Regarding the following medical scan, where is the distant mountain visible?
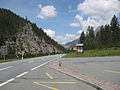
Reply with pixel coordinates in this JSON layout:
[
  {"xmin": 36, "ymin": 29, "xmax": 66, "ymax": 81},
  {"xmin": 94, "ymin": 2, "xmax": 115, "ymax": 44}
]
[
  {"xmin": 63, "ymin": 27, "xmax": 102, "ymax": 50},
  {"xmin": 94, "ymin": 26, "xmax": 101, "ymax": 35},
  {"xmin": 0, "ymin": 8, "xmax": 66, "ymax": 58},
  {"xmin": 63, "ymin": 38, "xmax": 79, "ymax": 50}
]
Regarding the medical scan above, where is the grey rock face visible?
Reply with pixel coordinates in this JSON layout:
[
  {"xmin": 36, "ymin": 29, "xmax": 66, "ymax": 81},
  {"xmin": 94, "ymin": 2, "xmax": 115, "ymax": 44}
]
[{"xmin": 5, "ymin": 23, "xmax": 63, "ymax": 57}]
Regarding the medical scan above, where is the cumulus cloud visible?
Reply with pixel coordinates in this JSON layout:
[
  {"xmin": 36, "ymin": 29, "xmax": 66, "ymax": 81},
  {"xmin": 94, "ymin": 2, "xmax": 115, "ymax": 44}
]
[
  {"xmin": 70, "ymin": 15, "xmax": 101, "ymax": 29},
  {"xmin": 55, "ymin": 34, "xmax": 78, "ymax": 44},
  {"xmin": 37, "ymin": 5, "xmax": 57, "ymax": 19},
  {"xmin": 77, "ymin": 0, "xmax": 120, "ymax": 20},
  {"xmin": 70, "ymin": 0, "xmax": 120, "ymax": 30},
  {"xmin": 43, "ymin": 29, "xmax": 79, "ymax": 44},
  {"xmin": 69, "ymin": 23, "xmax": 80, "ymax": 27},
  {"xmin": 44, "ymin": 29, "xmax": 55, "ymax": 38},
  {"xmin": 81, "ymin": 17, "xmax": 103, "ymax": 29},
  {"xmin": 75, "ymin": 14, "xmax": 83, "ymax": 21},
  {"xmin": 43, "ymin": 29, "xmax": 80, "ymax": 44}
]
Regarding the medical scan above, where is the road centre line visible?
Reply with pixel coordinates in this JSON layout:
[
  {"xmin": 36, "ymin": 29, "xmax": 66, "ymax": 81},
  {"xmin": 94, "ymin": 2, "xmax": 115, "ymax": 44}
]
[
  {"xmin": 34, "ymin": 82, "xmax": 59, "ymax": 90},
  {"xmin": 33, "ymin": 81, "xmax": 78, "ymax": 90},
  {"xmin": 34, "ymin": 82, "xmax": 78, "ymax": 84},
  {"xmin": 45, "ymin": 72, "xmax": 54, "ymax": 79},
  {"xmin": 104, "ymin": 70, "xmax": 120, "ymax": 74},
  {"xmin": 0, "ymin": 78, "xmax": 15, "ymax": 87},
  {"xmin": 0, "ymin": 57, "xmax": 60, "ymax": 87},
  {"xmin": 30, "ymin": 60, "xmax": 52, "ymax": 71},
  {"xmin": 0, "ymin": 66, "xmax": 13, "ymax": 71},
  {"xmin": 16, "ymin": 72, "xmax": 28, "ymax": 78}
]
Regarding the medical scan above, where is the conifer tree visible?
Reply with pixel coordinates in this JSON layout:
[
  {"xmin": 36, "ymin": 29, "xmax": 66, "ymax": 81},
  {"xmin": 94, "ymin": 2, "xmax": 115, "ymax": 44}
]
[{"xmin": 80, "ymin": 31, "xmax": 85, "ymax": 43}]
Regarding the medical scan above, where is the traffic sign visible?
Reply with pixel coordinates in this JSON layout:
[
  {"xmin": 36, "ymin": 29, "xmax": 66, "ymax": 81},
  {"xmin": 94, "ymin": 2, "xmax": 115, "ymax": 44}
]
[
  {"xmin": 1, "ymin": 46, "xmax": 8, "ymax": 55},
  {"xmin": 0, "ymin": 45, "xmax": 8, "ymax": 61}
]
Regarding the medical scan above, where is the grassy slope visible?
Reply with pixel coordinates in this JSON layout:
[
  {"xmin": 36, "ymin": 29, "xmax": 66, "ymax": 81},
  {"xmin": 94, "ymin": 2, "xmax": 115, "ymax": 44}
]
[{"xmin": 63, "ymin": 47, "xmax": 120, "ymax": 58}]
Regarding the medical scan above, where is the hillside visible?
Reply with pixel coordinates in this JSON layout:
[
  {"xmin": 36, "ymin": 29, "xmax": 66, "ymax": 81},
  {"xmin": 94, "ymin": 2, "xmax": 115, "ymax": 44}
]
[
  {"xmin": 0, "ymin": 8, "xmax": 66, "ymax": 59},
  {"xmin": 63, "ymin": 38, "xmax": 79, "ymax": 50}
]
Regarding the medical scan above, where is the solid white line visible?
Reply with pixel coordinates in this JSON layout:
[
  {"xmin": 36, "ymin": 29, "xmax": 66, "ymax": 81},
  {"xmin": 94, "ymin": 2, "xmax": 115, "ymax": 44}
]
[
  {"xmin": 0, "ymin": 78, "xmax": 15, "ymax": 87},
  {"xmin": 16, "ymin": 72, "xmax": 28, "ymax": 78},
  {"xmin": 31, "ymin": 60, "xmax": 52, "ymax": 71},
  {"xmin": 0, "ymin": 66, "xmax": 13, "ymax": 71}
]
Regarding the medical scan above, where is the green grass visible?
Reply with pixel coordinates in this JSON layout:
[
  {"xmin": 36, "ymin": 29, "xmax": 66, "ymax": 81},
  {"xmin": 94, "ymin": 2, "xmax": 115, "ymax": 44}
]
[
  {"xmin": 0, "ymin": 58, "xmax": 21, "ymax": 63},
  {"xmin": 0, "ymin": 54, "xmax": 52, "ymax": 63},
  {"xmin": 63, "ymin": 47, "xmax": 120, "ymax": 58}
]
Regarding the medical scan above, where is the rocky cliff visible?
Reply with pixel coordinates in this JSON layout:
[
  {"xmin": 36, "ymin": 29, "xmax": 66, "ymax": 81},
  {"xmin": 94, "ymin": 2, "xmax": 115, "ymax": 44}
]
[{"xmin": 0, "ymin": 8, "xmax": 66, "ymax": 58}]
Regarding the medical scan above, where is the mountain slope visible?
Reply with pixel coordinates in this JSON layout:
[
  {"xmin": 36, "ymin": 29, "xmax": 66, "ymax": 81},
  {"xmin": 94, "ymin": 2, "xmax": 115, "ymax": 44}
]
[
  {"xmin": 0, "ymin": 8, "xmax": 66, "ymax": 58},
  {"xmin": 63, "ymin": 27, "xmax": 101, "ymax": 50},
  {"xmin": 63, "ymin": 38, "xmax": 79, "ymax": 50}
]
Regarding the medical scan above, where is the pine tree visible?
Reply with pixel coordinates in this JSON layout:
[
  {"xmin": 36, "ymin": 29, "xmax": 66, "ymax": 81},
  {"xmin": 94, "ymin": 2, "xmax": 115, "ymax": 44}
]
[
  {"xmin": 80, "ymin": 31, "xmax": 85, "ymax": 43},
  {"xmin": 110, "ymin": 15, "xmax": 119, "ymax": 42}
]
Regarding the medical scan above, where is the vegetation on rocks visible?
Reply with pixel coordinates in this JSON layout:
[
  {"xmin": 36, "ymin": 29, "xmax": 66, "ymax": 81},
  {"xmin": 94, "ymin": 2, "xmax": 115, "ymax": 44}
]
[{"xmin": 0, "ymin": 8, "xmax": 67, "ymax": 60}]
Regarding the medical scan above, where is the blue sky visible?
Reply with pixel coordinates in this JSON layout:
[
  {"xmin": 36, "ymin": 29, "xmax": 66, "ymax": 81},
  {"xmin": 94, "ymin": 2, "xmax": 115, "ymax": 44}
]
[{"xmin": 0, "ymin": 0, "xmax": 120, "ymax": 44}]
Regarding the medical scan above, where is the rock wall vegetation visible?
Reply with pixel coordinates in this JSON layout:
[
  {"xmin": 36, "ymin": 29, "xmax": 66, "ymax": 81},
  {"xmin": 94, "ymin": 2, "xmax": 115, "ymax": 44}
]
[{"xmin": 0, "ymin": 8, "xmax": 67, "ymax": 59}]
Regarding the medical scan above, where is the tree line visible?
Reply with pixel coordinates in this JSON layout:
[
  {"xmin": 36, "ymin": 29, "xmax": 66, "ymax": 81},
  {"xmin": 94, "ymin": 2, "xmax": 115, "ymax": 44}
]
[{"xmin": 80, "ymin": 15, "xmax": 120, "ymax": 50}]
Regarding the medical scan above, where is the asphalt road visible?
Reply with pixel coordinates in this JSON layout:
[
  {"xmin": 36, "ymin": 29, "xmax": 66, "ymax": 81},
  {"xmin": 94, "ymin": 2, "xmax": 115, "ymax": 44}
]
[
  {"xmin": 61, "ymin": 56, "xmax": 120, "ymax": 85},
  {"xmin": 0, "ymin": 54, "xmax": 96, "ymax": 90}
]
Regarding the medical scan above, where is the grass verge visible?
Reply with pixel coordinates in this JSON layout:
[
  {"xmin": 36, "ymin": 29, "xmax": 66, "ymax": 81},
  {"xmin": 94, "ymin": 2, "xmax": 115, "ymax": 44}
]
[
  {"xmin": 0, "ymin": 58, "xmax": 21, "ymax": 63},
  {"xmin": 63, "ymin": 47, "xmax": 120, "ymax": 58}
]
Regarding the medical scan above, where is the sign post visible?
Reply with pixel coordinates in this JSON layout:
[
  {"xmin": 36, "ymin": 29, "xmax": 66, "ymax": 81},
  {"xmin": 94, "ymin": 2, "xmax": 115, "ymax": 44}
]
[{"xmin": 1, "ymin": 46, "xmax": 8, "ymax": 61}]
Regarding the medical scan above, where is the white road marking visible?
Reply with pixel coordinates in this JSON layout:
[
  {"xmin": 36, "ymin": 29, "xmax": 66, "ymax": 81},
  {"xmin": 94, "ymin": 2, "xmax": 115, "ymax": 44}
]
[
  {"xmin": 31, "ymin": 60, "xmax": 52, "ymax": 71},
  {"xmin": 0, "ymin": 78, "xmax": 15, "ymax": 87},
  {"xmin": 0, "ymin": 66, "xmax": 13, "ymax": 71},
  {"xmin": 0, "ymin": 56, "xmax": 60, "ymax": 87},
  {"xmin": 16, "ymin": 72, "xmax": 28, "ymax": 78}
]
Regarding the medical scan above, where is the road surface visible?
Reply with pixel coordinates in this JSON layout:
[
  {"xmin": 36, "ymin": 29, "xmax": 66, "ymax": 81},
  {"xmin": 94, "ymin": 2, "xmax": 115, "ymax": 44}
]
[
  {"xmin": 61, "ymin": 56, "xmax": 120, "ymax": 85},
  {"xmin": 0, "ymin": 55, "xmax": 96, "ymax": 90}
]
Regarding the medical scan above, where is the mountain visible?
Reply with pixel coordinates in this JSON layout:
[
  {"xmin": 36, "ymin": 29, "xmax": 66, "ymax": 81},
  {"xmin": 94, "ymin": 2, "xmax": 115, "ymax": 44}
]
[
  {"xmin": 63, "ymin": 38, "xmax": 79, "ymax": 50},
  {"xmin": 94, "ymin": 26, "xmax": 101, "ymax": 35},
  {"xmin": 63, "ymin": 27, "xmax": 101, "ymax": 50},
  {"xmin": 0, "ymin": 8, "xmax": 66, "ymax": 59}
]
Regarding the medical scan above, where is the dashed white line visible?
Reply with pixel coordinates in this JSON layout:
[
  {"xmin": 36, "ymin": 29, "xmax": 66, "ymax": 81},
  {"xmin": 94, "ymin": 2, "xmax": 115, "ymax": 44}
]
[
  {"xmin": 0, "ymin": 78, "xmax": 15, "ymax": 87},
  {"xmin": 0, "ymin": 56, "xmax": 60, "ymax": 87},
  {"xmin": 0, "ymin": 66, "xmax": 13, "ymax": 71},
  {"xmin": 31, "ymin": 60, "xmax": 52, "ymax": 71},
  {"xmin": 16, "ymin": 72, "xmax": 28, "ymax": 78}
]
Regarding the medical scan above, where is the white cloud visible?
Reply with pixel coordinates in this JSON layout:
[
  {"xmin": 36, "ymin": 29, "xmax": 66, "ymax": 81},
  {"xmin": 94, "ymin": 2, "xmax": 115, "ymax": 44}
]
[
  {"xmin": 77, "ymin": 0, "xmax": 120, "ymax": 20},
  {"xmin": 70, "ymin": 0, "xmax": 120, "ymax": 30},
  {"xmin": 55, "ymin": 34, "xmax": 78, "ymax": 44},
  {"xmin": 81, "ymin": 17, "xmax": 103, "ymax": 29},
  {"xmin": 75, "ymin": 14, "xmax": 83, "ymax": 21},
  {"xmin": 37, "ymin": 5, "xmax": 57, "ymax": 19},
  {"xmin": 44, "ymin": 29, "xmax": 55, "ymax": 38},
  {"xmin": 69, "ymin": 23, "xmax": 80, "ymax": 27},
  {"xmin": 70, "ymin": 15, "xmax": 101, "ymax": 29},
  {"xmin": 43, "ymin": 28, "xmax": 79, "ymax": 44}
]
